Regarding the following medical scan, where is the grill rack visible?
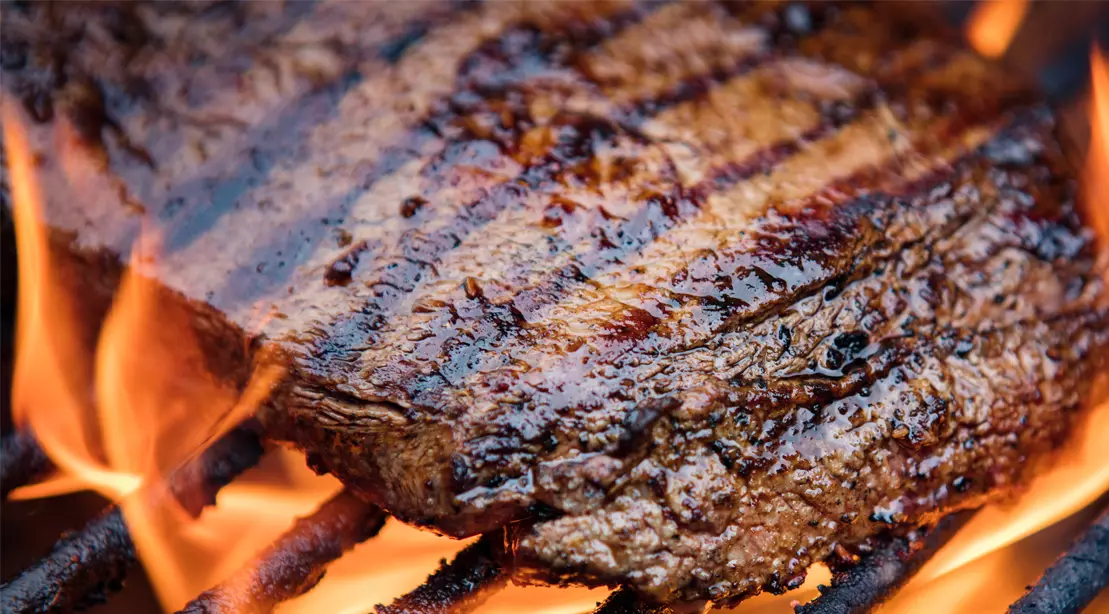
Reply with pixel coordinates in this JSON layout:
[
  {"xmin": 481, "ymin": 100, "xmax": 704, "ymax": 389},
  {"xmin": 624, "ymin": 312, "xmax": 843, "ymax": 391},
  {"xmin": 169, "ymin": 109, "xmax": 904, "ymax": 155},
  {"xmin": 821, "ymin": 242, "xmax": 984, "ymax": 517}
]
[{"xmin": 2, "ymin": 430, "xmax": 1108, "ymax": 614}]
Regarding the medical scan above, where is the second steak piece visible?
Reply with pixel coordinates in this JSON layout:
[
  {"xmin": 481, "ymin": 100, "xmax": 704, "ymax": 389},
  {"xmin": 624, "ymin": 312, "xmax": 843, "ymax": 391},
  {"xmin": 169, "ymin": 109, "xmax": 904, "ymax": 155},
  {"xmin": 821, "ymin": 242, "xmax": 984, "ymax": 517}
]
[{"xmin": 4, "ymin": 1, "xmax": 1106, "ymax": 607}]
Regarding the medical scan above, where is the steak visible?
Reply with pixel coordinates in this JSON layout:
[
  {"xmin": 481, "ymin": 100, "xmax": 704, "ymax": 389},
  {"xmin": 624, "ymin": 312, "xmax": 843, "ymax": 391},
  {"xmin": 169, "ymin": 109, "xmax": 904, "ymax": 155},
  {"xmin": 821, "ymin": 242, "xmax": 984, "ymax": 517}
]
[{"xmin": 4, "ymin": 0, "xmax": 1107, "ymax": 606}]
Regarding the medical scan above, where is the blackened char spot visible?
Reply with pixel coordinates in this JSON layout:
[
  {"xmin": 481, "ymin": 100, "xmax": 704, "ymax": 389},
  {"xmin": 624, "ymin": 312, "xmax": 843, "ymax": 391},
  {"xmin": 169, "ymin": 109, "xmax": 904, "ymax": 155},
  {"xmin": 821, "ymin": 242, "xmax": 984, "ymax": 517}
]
[
  {"xmin": 400, "ymin": 195, "xmax": 428, "ymax": 218},
  {"xmin": 526, "ymin": 501, "xmax": 562, "ymax": 521},
  {"xmin": 834, "ymin": 331, "xmax": 870, "ymax": 360},
  {"xmin": 616, "ymin": 397, "xmax": 680, "ymax": 455},
  {"xmin": 324, "ymin": 240, "xmax": 371, "ymax": 287}
]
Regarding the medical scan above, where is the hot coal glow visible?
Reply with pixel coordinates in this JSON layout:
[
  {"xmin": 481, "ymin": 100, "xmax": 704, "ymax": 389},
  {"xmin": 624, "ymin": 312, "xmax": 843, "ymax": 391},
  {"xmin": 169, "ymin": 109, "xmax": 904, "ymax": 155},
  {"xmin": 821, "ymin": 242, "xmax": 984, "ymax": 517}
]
[{"xmin": 3, "ymin": 29, "xmax": 1109, "ymax": 614}]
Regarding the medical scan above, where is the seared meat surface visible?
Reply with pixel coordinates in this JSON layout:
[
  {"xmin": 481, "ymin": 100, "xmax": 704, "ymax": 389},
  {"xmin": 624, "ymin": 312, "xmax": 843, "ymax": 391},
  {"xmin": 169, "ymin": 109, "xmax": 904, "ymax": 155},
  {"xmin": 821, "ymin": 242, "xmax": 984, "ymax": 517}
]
[{"xmin": 4, "ymin": 1, "xmax": 1107, "ymax": 605}]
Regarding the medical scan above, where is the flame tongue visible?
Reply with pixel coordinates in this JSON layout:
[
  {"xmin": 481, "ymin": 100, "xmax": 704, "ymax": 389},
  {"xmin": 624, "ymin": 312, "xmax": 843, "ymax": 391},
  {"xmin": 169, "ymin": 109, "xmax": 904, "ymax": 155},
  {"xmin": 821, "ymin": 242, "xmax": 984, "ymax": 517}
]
[
  {"xmin": 2, "ymin": 103, "xmax": 295, "ymax": 610},
  {"xmin": 1087, "ymin": 47, "xmax": 1109, "ymax": 241},
  {"xmin": 6, "ymin": 105, "xmax": 111, "ymax": 496},
  {"xmin": 967, "ymin": 0, "xmax": 1029, "ymax": 59}
]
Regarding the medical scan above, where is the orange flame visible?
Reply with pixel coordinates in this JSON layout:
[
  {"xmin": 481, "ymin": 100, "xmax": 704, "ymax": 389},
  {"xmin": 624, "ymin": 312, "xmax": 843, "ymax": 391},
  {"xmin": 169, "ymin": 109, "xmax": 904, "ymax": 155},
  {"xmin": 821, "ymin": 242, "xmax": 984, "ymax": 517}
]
[
  {"xmin": 5, "ymin": 104, "xmax": 123, "ymax": 497},
  {"xmin": 4, "ymin": 102, "xmax": 293, "ymax": 611},
  {"xmin": 1087, "ymin": 47, "xmax": 1109, "ymax": 241},
  {"xmin": 967, "ymin": 0, "xmax": 1029, "ymax": 58}
]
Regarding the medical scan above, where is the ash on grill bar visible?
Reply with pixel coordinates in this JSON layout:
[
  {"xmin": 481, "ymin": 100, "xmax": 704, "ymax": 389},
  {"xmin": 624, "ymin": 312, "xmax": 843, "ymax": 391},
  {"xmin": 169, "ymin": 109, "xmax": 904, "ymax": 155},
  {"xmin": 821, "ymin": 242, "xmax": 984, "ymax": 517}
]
[{"xmin": 1, "ymin": 2, "xmax": 1108, "ymax": 614}]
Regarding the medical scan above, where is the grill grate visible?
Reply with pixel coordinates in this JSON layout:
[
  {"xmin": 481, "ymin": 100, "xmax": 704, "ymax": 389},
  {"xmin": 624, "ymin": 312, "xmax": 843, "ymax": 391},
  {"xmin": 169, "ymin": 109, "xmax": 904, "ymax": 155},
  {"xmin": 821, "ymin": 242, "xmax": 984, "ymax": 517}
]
[
  {"xmin": 376, "ymin": 532, "xmax": 506, "ymax": 614},
  {"xmin": 3, "ymin": 411, "xmax": 1109, "ymax": 613},
  {"xmin": 0, "ymin": 427, "xmax": 263, "ymax": 613},
  {"xmin": 179, "ymin": 489, "xmax": 386, "ymax": 614},
  {"xmin": 794, "ymin": 512, "xmax": 974, "ymax": 614},
  {"xmin": 1008, "ymin": 507, "xmax": 1109, "ymax": 614},
  {"xmin": 0, "ymin": 430, "xmax": 53, "ymax": 500}
]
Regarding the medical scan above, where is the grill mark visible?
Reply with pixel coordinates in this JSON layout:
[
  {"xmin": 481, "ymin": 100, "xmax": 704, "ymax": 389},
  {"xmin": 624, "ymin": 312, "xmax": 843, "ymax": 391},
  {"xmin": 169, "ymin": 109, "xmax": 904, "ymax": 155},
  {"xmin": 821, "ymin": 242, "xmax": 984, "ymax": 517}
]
[
  {"xmin": 683, "ymin": 124, "xmax": 1074, "ymax": 397},
  {"xmin": 579, "ymin": 1, "xmax": 851, "ymax": 119},
  {"xmin": 604, "ymin": 2, "xmax": 851, "ymax": 126},
  {"xmin": 439, "ymin": 105, "xmax": 1040, "ymax": 437},
  {"xmin": 676, "ymin": 110, "xmax": 1054, "ymax": 374},
  {"xmin": 399, "ymin": 16, "xmax": 867, "ymax": 315},
  {"xmin": 163, "ymin": 3, "xmax": 656, "ymax": 324},
  {"xmin": 251, "ymin": 4, "xmax": 664, "ymax": 357},
  {"xmin": 570, "ymin": 89, "xmax": 1038, "ymax": 347},
  {"xmin": 369, "ymin": 41, "xmax": 984, "ymax": 401},
  {"xmin": 350, "ymin": 11, "xmax": 888, "ymax": 393},
  {"xmin": 622, "ymin": 119, "xmax": 1014, "ymax": 352},
  {"xmin": 578, "ymin": 2, "xmax": 767, "ymax": 111},
  {"xmin": 300, "ymin": 2, "xmax": 851, "ymax": 373},
  {"xmin": 1, "ymin": 1, "xmax": 332, "ymax": 237},
  {"xmin": 7, "ymin": 1, "xmax": 460, "ymax": 230},
  {"xmin": 157, "ymin": 3, "xmax": 476, "ymax": 255},
  {"xmin": 489, "ymin": 94, "xmax": 870, "ymax": 332},
  {"xmin": 317, "ymin": 1, "xmax": 860, "ymax": 321}
]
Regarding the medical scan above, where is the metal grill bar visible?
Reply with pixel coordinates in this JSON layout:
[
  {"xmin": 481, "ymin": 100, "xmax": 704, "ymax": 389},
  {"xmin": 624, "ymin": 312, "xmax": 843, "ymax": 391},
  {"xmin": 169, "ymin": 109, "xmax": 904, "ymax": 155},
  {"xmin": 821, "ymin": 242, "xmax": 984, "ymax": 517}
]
[
  {"xmin": 590, "ymin": 588, "xmax": 673, "ymax": 614},
  {"xmin": 1008, "ymin": 506, "xmax": 1109, "ymax": 614},
  {"xmin": 375, "ymin": 532, "xmax": 507, "ymax": 614},
  {"xmin": 178, "ymin": 489, "xmax": 386, "ymax": 614},
  {"xmin": 0, "ymin": 424, "xmax": 264, "ymax": 614},
  {"xmin": 794, "ymin": 511, "xmax": 974, "ymax": 614},
  {"xmin": 0, "ymin": 430, "xmax": 53, "ymax": 500}
]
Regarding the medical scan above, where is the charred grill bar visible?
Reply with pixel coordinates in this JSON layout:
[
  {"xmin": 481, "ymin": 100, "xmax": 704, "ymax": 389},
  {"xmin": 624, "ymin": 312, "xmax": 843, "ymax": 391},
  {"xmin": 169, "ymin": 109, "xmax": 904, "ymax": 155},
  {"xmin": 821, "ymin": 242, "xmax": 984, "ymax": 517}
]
[
  {"xmin": 794, "ymin": 512, "xmax": 975, "ymax": 614},
  {"xmin": 0, "ymin": 430, "xmax": 52, "ymax": 500},
  {"xmin": 590, "ymin": 588, "xmax": 673, "ymax": 614},
  {"xmin": 376, "ymin": 533, "xmax": 508, "ymax": 614},
  {"xmin": 2, "ymin": 497, "xmax": 1108, "ymax": 614},
  {"xmin": 178, "ymin": 489, "xmax": 387, "ymax": 614},
  {"xmin": 1008, "ymin": 506, "xmax": 1109, "ymax": 614},
  {"xmin": 0, "ymin": 425, "xmax": 264, "ymax": 614},
  {"xmin": 0, "ymin": 507, "xmax": 134, "ymax": 613}
]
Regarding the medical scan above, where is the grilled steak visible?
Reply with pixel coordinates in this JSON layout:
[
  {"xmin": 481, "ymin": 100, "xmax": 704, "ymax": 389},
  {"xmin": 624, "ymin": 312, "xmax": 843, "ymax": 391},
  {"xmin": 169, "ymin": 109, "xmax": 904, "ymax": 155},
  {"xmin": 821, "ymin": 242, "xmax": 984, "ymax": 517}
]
[{"xmin": 4, "ymin": 0, "xmax": 1107, "ymax": 605}]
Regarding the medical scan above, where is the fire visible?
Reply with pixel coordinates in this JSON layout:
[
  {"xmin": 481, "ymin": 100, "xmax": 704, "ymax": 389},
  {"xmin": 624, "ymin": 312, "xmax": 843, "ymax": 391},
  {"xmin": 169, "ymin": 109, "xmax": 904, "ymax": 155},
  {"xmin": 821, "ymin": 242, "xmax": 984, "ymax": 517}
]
[
  {"xmin": 966, "ymin": 0, "xmax": 1029, "ymax": 58},
  {"xmin": 4, "ymin": 45, "xmax": 1109, "ymax": 614},
  {"xmin": 4, "ymin": 102, "xmax": 297, "ymax": 611},
  {"xmin": 1087, "ymin": 48, "xmax": 1109, "ymax": 242},
  {"xmin": 5, "ymin": 105, "xmax": 131, "ymax": 499}
]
